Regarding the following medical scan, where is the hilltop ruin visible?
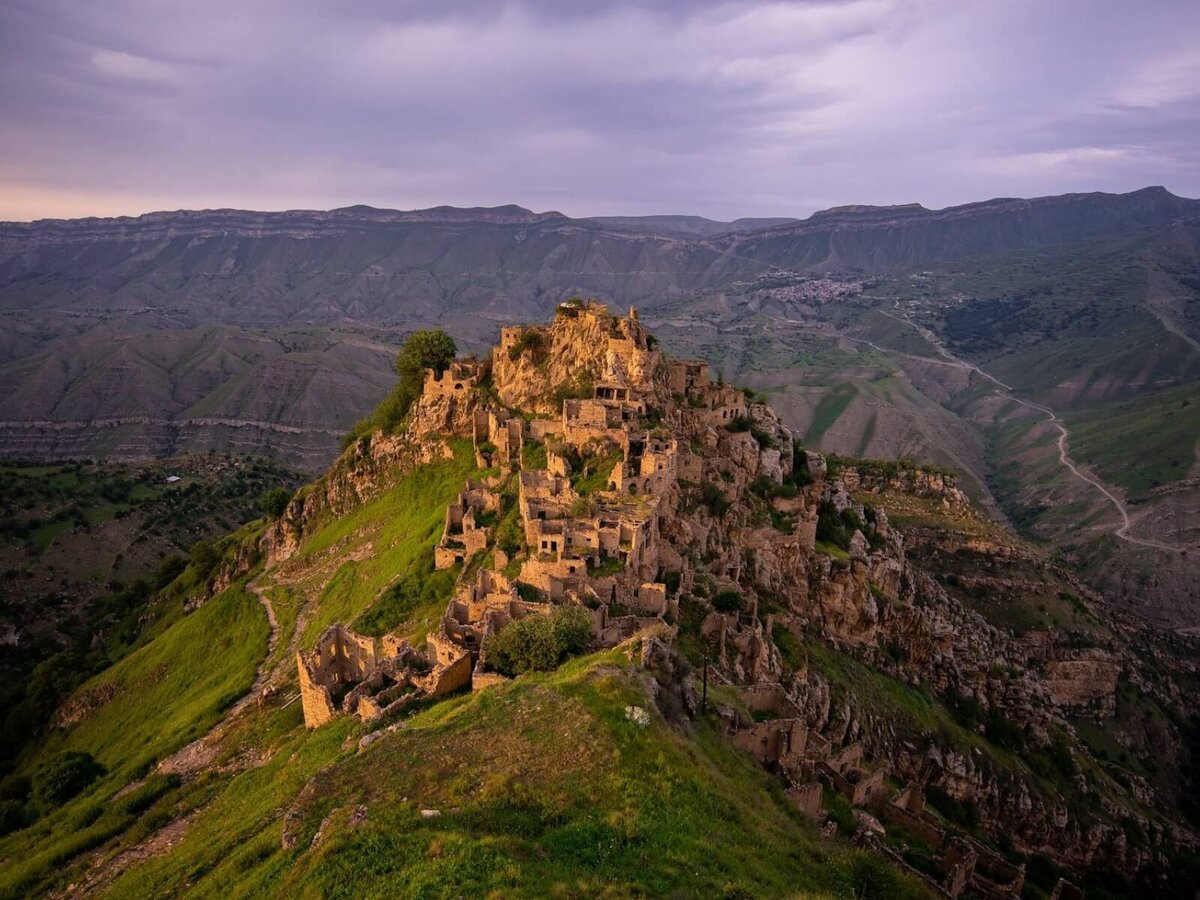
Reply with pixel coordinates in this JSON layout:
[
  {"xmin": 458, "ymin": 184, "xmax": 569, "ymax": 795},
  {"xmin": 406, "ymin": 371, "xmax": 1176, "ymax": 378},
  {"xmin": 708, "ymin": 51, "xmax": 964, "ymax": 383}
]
[
  {"xmin": 284, "ymin": 300, "xmax": 1185, "ymax": 897},
  {"xmin": 298, "ymin": 301, "xmax": 690, "ymax": 724}
]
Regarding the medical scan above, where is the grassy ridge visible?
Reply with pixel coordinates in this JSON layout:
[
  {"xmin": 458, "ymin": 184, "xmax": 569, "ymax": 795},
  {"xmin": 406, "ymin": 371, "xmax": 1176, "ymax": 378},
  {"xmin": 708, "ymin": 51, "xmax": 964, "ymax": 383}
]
[
  {"xmin": 29, "ymin": 582, "xmax": 269, "ymax": 782},
  {"xmin": 95, "ymin": 653, "xmax": 927, "ymax": 899},
  {"xmin": 286, "ymin": 441, "xmax": 478, "ymax": 647}
]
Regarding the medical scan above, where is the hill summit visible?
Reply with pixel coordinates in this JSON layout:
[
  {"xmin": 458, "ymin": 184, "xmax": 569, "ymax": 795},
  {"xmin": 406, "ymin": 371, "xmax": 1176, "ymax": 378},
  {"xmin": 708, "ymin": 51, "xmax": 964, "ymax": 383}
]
[{"xmin": 5, "ymin": 301, "xmax": 1198, "ymax": 898}]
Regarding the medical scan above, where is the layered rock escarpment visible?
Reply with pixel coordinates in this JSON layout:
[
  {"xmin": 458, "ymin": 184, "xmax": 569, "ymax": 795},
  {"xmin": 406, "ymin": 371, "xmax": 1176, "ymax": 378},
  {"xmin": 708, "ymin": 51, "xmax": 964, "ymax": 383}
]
[{"xmin": 273, "ymin": 300, "xmax": 1196, "ymax": 890}]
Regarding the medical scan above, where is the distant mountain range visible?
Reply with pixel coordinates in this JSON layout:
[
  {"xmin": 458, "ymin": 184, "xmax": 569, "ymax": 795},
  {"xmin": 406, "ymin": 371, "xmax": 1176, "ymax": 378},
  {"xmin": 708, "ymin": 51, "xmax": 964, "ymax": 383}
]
[
  {"xmin": 0, "ymin": 186, "xmax": 1196, "ymax": 466},
  {"xmin": 2, "ymin": 187, "xmax": 1196, "ymax": 330}
]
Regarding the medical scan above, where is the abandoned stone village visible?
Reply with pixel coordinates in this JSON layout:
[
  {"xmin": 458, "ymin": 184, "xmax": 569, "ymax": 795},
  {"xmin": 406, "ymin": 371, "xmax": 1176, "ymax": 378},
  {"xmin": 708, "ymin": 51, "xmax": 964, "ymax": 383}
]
[{"xmin": 282, "ymin": 301, "xmax": 1176, "ymax": 899}]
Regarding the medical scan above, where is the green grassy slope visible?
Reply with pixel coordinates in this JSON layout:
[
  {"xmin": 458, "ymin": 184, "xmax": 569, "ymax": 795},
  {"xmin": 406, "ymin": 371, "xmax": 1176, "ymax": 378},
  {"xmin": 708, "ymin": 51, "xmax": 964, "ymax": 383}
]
[
  {"xmin": 281, "ymin": 440, "xmax": 479, "ymax": 646},
  {"xmin": 1065, "ymin": 385, "xmax": 1200, "ymax": 500},
  {"xmin": 38, "ymin": 582, "xmax": 269, "ymax": 781},
  {"xmin": 92, "ymin": 654, "xmax": 926, "ymax": 900},
  {"xmin": 0, "ymin": 582, "xmax": 269, "ymax": 897}
]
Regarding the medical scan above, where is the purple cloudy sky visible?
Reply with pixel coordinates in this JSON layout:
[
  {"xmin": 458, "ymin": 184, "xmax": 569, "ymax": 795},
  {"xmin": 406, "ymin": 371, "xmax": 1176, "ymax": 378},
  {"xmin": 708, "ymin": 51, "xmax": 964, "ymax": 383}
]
[{"xmin": 1, "ymin": 0, "xmax": 1198, "ymax": 221}]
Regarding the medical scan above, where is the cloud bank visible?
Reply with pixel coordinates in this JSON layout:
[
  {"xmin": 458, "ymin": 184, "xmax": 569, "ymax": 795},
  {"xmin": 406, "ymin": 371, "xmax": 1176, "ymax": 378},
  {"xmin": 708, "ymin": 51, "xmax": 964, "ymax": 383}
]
[{"xmin": 1, "ymin": 0, "xmax": 1197, "ymax": 220}]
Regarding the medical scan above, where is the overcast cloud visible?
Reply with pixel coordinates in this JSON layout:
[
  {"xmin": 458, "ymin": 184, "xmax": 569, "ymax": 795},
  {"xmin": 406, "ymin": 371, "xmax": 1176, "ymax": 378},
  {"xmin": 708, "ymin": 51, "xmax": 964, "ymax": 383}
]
[{"xmin": 1, "ymin": 0, "xmax": 1197, "ymax": 220}]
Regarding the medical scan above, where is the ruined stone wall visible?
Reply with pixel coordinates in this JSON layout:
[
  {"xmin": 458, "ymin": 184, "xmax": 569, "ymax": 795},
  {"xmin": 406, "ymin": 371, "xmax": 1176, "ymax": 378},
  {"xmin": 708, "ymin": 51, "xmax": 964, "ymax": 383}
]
[
  {"xmin": 786, "ymin": 782, "xmax": 824, "ymax": 819},
  {"xmin": 297, "ymin": 651, "xmax": 337, "ymax": 729},
  {"xmin": 415, "ymin": 633, "xmax": 473, "ymax": 697},
  {"xmin": 422, "ymin": 360, "xmax": 483, "ymax": 401},
  {"xmin": 667, "ymin": 359, "xmax": 710, "ymax": 395},
  {"xmin": 881, "ymin": 797, "xmax": 947, "ymax": 849},
  {"xmin": 519, "ymin": 555, "xmax": 586, "ymax": 599},
  {"xmin": 634, "ymin": 582, "xmax": 668, "ymax": 615},
  {"xmin": 296, "ymin": 624, "xmax": 386, "ymax": 728}
]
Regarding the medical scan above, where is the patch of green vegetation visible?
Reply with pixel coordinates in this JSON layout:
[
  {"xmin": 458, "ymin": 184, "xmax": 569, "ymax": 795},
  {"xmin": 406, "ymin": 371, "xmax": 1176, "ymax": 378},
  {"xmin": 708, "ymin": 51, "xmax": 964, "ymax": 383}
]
[
  {"xmin": 713, "ymin": 588, "xmax": 744, "ymax": 613},
  {"xmin": 296, "ymin": 444, "xmax": 477, "ymax": 646},
  {"xmin": 27, "ymin": 581, "xmax": 268, "ymax": 784},
  {"xmin": 803, "ymin": 640, "xmax": 1007, "ymax": 768},
  {"xmin": 804, "ymin": 383, "xmax": 857, "ymax": 443},
  {"xmin": 506, "ymin": 328, "xmax": 545, "ymax": 362},
  {"xmin": 770, "ymin": 624, "xmax": 804, "ymax": 670},
  {"xmin": 520, "ymin": 439, "xmax": 547, "ymax": 470},
  {"xmin": 590, "ymin": 556, "xmax": 625, "ymax": 577},
  {"xmin": 0, "ymin": 650, "xmax": 929, "ymax": 898},
  {"xmin": 482, "ymin": 606, "xmax": 592, "ymax": 677},
  {"xmin": 43, "ymin": 706, "xmax": 355, "ymax": 900},
  {"xmin": 1071, "ymin": 680, "xmax": 1176, "ymax": 797},
  {"xmin": 815, "ymin": 499, "xmax": 863, "ymax": 551},
  {"xmin": 569, "ymin": 450, "xmax": 621, "ymax": 497},
  {"xmin": 258, "ymin": 487, "xmax": 292, "ymax": 519},
  {"xmin": 814, "ymin": 540, "xmax": 849, "ymax": 560},
  {"xmin": 0, "ymin": 576, "xmax": 272, "ymax": 894},
  {"xmin": 687, "ymin": 481, "xmax": 730, "ymax": 518},
  {"xmin": 1067, "ymin": 385, "xmax": 1200, "ymax": 499},
  {"xmin": 352, "ymin": 549, "xmax": 461, "ymax": 638},
  {"xmin": 550, "ymin": 371, "xmax": 595, "ymax": 408},
  {"xmin": 32, "ymin": 751, "xmax": 105, "ymax": 807}
]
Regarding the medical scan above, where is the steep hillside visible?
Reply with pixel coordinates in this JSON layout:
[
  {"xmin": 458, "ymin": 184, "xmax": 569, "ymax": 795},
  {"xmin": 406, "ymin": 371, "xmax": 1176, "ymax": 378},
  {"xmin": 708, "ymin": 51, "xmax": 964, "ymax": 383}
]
[
  {"xmin": 0, "ymin": 455, "xmax": 301, "ymax": 774},
  {"xmin": 0, "ymin": 324, "xmax": 402, "ymax": 471},
  {"xmin": 2, "ymin": 304, "xmax": 1196, "ymax": 898}
]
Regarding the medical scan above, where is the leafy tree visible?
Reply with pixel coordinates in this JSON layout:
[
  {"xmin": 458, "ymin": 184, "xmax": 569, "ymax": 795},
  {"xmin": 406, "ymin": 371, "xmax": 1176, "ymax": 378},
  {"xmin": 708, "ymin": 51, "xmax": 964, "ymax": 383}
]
[
  {"xmin": 344, "ymin": 329, "xmax": 457, "ymax": 443},
  {"xmin": 189, "ymin": 539, "xmax": 221, "ymax": 580},
  {"xmin": 713, "ymin": 589, "xmax": 744, "ymax": 613},
  {"xmin": 156, "ymin": 554, "xmax": 187, "ymax": 586},
  {"xmin": 815, "ymin": 499, "xmax": 863, "ymax": 550},
  {"xmin": 506, "ymin": 328, "xmax": 544, "ymax": 361},
  {"xmin": 698, "ymin": 482, "xmax": 731, "ymax": 518},
  {"xmin": 395, "ymin": 329, "xmax": 457, "ymax": 397},
  {"xmin": 258, "ymin": 487, "xmax": 292, "ymax": 519},
  {"xmin": 33, "ymin": 751, "xmax": 104, "ymax": 807},
  {"xmin": 483, "ymin": 606, "xmax": 592, "ymax": 677}
]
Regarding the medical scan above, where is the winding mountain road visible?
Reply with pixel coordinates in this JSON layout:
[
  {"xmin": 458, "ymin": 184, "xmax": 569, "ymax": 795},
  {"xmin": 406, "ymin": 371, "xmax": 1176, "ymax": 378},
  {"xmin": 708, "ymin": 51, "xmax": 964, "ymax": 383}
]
[{"xmin": 863, "ymin": 311, "xmax": 1186, "ymax": 553}]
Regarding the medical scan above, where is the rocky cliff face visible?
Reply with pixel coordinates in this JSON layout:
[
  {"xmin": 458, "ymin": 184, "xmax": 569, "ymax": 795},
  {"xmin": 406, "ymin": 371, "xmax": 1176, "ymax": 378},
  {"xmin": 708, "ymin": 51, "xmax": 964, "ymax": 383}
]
[{"xmin": 492, "ymin": 306, "xmax": 663, "ymax": 415}]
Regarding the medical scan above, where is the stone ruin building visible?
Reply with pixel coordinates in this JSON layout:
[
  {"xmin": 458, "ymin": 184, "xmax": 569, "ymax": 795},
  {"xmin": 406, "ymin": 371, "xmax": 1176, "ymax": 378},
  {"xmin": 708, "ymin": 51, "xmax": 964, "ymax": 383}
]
[
  {"xmin": 298, "ymin": 301, "xmax": 686, "ymax": 728},
  {"xmin": 434, "ymin": 480, "xmax": 498, "ymax": 570},
  {"xmin": 296, "ymin": 624, "xmax": 470, "ymax": 729}
]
